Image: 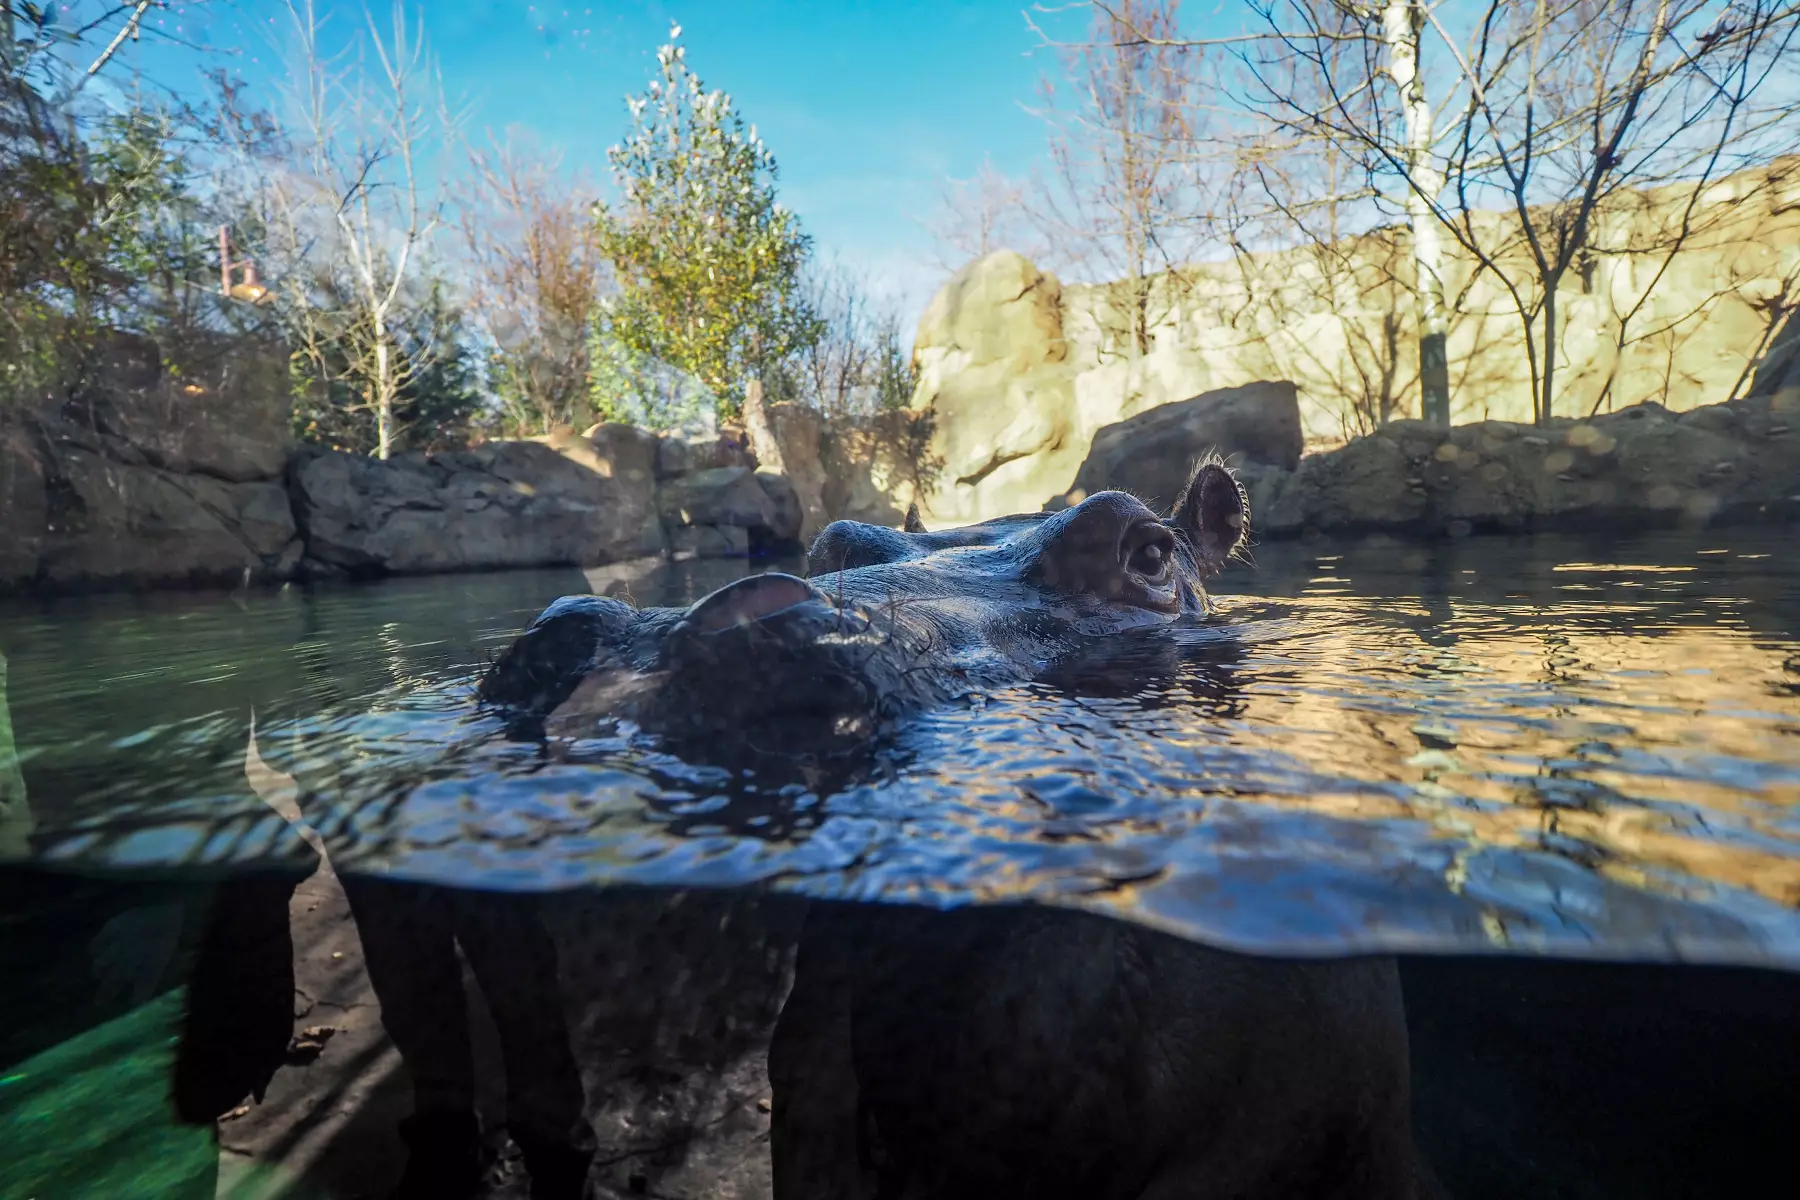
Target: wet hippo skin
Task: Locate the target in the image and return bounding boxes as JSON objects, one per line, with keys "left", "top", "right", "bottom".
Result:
{"left": 769, "top": 902, "right": 1439, "bottom": 1200}
{"left": 475, "top": 462, "right": 1452, "bottom": 1198}
{"left": 476, "top": 461, "right": 1251, "bottom": 757}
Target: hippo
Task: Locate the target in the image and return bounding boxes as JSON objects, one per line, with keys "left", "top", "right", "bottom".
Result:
{"left": 476, "top": 459, "right": 1439, "bottom": 1197}
{"left": 475, "top": 459, "right": 1251, "bottom": 753}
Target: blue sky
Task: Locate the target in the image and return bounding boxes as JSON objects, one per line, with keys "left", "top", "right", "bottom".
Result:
{"left": 119, "top": 0, "right": 1103, "bottom": 321}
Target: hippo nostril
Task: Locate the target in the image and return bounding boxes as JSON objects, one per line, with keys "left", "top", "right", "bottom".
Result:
{"left": 1122, "top": 523, "right": 1177, "bottom": 581}
{"left": 685, "top": 572, "right": 823, "bottom": 634}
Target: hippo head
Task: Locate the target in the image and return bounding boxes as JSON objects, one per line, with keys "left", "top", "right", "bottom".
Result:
{"left": 478, "top": 461, "right": 1248, "bottom": 757}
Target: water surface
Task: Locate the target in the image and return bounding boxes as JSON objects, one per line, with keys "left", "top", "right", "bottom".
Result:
{"left": 5, "top": 530, "right": 1797, "bottom": 967}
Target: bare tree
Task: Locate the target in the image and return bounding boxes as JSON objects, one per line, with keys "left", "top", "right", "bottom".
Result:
{"left": 255, "top": 0, "right": 457, "bottom": 459}
{"left": 917, "top": 155, "right": 1043, "bottom": 271}
{"left": 769, "top": 260, "right": 918, "bottom": 415}
{"left": 457, "top": 133, "right": 608, "bottom": 436}
{"left": 1437, "top": 0, "right": 1800, "bottom": 423}
{"left": 3, "top": 1, "right": 200, "bottom": 97}
{"left": 1025, "top": 0, "right": 1200, "bottom": 359}
{"left": 1148, "top": 0, "right": 1800, "bottom": 425}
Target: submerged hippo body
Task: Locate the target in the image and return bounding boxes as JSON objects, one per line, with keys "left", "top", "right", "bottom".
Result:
{"left": 771, "top": 904, "right": 1434, "bottom": 1200}
{"left": 478, "top": 461, "right": 1437, "bottom": 1197}
{"left": 476, "top": 461, "right": 1249, "bottom": 752}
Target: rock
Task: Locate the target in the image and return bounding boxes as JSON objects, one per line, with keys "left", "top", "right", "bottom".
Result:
{"left": 87, "top": 334, "right": 292, "bottom": 483}
{"left": 761, "top": 403, "right": 829, "bottom": 541}
{"left": 1746, "top": 308, "right": 1799, "bottom": 412}
{"left": 1064, "top": 381, "right": 1304, "bottom": 512}
{"left": 583, "top": 424, "right": 662, "bottom": 492}
{"left": 1261, "top": 428, "right": 1425, "bottom": 536}
{"left": 656, "top": 430, "right": 755, "bottom": 479}
{"left": 909, "top": 252, "right": 1079, "bottom": 525}
{"left": 1253, "top": 396, "right": 1800, "bottom": 539}
{"left": 291, "top": 439, "right": 660, "bottom": 575}
{"left": 819, "top": 408, "right": 935, "bottom": 529}
{"left": 0, "top": 424, "right": 47, "bottom": 585}
{"left": 754, "top": 472, "right": 804, "bottom": 546}
{"left": 657, "top": 467, "right": 779, "bottom": 531}
{"left": 31, "top": 448, "right": 297, "bottom": 589}
{"left": 669, "top": 525, "right": 749, "bottom": 561}
{"left": 913, "top": 250, "right": 1068, "bottom": 373}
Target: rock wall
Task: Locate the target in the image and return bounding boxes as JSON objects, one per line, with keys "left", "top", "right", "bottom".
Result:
{"left": 6, "top": 265, "right": 1796, "bottom": 597}
{"left": 0, "top": 391, "right": 807, "bottom": 594}
{"left": 0, "top": 337, "right": 302, "bottom": 591}
{"left": 909, "top": 159, "right": 1800, "bottom": 525}
{"left": 1078, "top": 389, "right": 1800, "bottom": 540}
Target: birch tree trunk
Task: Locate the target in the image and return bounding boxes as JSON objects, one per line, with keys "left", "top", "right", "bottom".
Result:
{"left": 1381, "top": 0, "right": 1451, "bottom": 426}
{"left": 374, "top": 324, "right": 394, "bottom": 460}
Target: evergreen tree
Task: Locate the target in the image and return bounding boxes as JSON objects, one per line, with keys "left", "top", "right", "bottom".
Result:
{"left": 592, "top": 25, "right": 821, "bottom": 426}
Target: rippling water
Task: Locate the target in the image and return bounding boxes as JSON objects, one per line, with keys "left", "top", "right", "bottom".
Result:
{"left": 5, "top": 530, "right": 1798, "bottom": 967}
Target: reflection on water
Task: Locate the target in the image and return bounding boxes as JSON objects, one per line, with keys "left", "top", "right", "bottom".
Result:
{"left": 2, "top": 532, "right": 1799, "bottom": 1196}
{"left": 5, "top": 533, "right": 1797, "bottom": 962}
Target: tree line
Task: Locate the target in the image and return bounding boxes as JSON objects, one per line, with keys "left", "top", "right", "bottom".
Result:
{"left": 0, "top": 3, "right": 917, "bottom": 459}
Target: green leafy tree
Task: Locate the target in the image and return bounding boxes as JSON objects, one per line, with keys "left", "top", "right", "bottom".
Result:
{"left": 0, "top": 82, "right": 260, "bottom": 408}
{"left": 592, "top": 26, "right": 822, "bottom": 426}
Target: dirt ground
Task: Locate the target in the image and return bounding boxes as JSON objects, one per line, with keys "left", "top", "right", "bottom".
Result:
{"left": 212, "top": 863, "right": 797, "bottom": 1200}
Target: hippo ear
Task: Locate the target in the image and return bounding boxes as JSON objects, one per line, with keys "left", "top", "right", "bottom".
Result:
{"left": 1168, "top": 460, "right": 1248, "bottom": 573}
{"left": 903, "top": 502, "right": 928, "bottom": 534}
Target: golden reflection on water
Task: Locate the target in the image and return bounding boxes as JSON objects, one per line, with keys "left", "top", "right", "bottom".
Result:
{"left": 1214, "top": 593, "right": 1800, "bottom": 909}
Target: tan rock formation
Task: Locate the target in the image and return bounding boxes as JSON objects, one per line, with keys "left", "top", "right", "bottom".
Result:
{"left": 906, "top": 159, "right": 1800, "bottom": 525}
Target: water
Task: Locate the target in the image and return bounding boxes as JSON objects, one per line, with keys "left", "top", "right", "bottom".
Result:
{"left": 3, "top": 532, "right": 1799, "bottom": 1197}
{"left": 5, "top": 531, "right": 1799, "bottom": 965}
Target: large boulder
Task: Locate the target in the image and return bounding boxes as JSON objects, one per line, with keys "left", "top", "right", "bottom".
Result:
{"left": 86, "top": 331, "right": 293, "bottom": 483}
{"left": 909, "top": 252, "right": 1079, "bottom": 524}
{"left": 754, "top": 471, "right": 805, "bottom": 547}
{"left": 657, "top": 466, "right": 779, "bottom": 531}
{"left": 913, "top": 249, "right": 1068, "bottom": 373}
{"left": 820, "top": 408, "right": 936, "bottom": 528}
{"left": 655, "top": 430, "right": 756, "bottom": 479}
{"left": 292, "top": 438, "right": 661, "bottom": 575}
{"left": 760, "top": 403, "right": 829, "bottom": 543}
{"left": 0, "top": 425, "right": 47, "bottom": 585}
{"left": 1063, "top": 381, "right": 1304, "bottom": 512}
{"left": 28, "top": 447, "right": 298, "bottom": 589}
{"left": 1747, "top": 308, "right": 1799, "bottom": 411}
{"left": 1255, "top": 396, "right": 1800, "bottom": 538}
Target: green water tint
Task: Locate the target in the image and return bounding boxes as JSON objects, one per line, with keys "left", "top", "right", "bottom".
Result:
{"left": 1, "top": 651, "right": 30, "bottom": 859}
{"left": 0, "top": 988, "right": 216, "bottom": 1199}
{"left": 1, "top": 536, "right": 1798, "bottom": 965}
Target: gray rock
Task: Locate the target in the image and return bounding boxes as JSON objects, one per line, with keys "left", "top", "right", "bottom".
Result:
{"left": 657, "top": 467, "right": 779, "bottom": 530}
{"left": 291, "top": 439, "right": 660, "bottom": 575}
{"left": 669, "top": 524, "right": 750, "bottom": 561}
{"left": 754, "top": 472, "right": 805, "bottom": 545}
{"left": 753, "top": 402, "right": 829, "bottom": 542}
{"left": 585, "top": 423, "right": 662, "bottom": 495}
{"left": 1747, "top": 308, "right": 1799, "bottom": 409}
{"left": 1067, "top": 381, "right": 1305, "bottom": 514}
{"left": 656, "top": 431, "right": 756, "bottom": 479}
{"left": 30, "top": 448, "right": 297, "bottom": 589}
{"left": 87, "top": 333, "right": 293, "bottom": 483}
{"left": 1253, "top": 395, "right": 1800, "bottom": 539}
{"left": 0, "top": 425, "right": 47, "bottom": 584}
